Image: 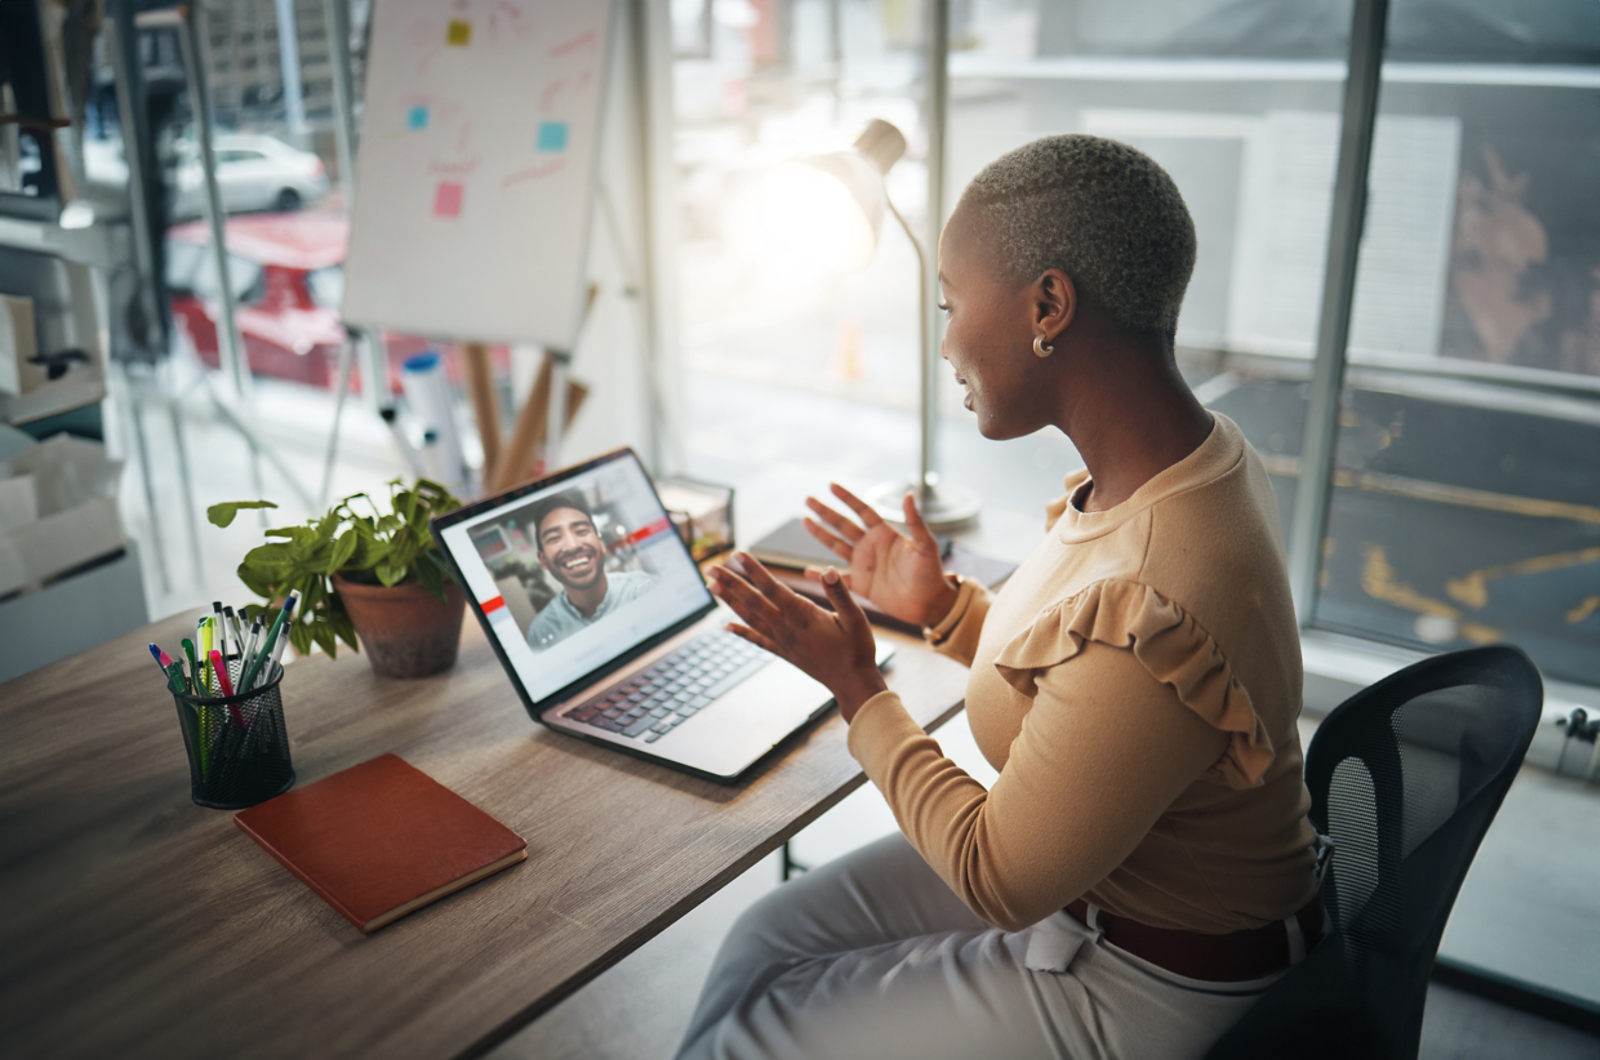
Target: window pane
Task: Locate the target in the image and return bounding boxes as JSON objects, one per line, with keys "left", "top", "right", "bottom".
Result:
{"left": 674, "top": 0, "right": 926, "bottom": 409}
{"left": 948, "top": 0, "right": 1355, "bottom": 538}
{"left": 1313, "top": 3, "right": 1600, "bottom": 686}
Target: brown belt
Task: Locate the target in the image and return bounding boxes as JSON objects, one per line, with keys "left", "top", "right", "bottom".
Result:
{"left": 1064, "top": 897, "right": 1325, "bottom": 982}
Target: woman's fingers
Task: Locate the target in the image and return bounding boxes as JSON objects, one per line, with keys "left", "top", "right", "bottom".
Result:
{"left": 804, "top": 565, "right": 855, "bottom": 593}
{"left": 708, "top": 566, "right": 782, "bottom": 629}
{"left": 818, "top": 567, "right": 869, "bottom": 638}
{"left": 830, "top": 482, "right": 885, "bottom": 529}
{"left": 731, "top": 552, "right": 808, "bottom": 612}
{"left": 901, "top": 491, "right": 941, "bottom": 553}
{"left": 802, "top": 516, "right": 855, "bottom": 562}
{"left": 805, "top": 497, "right": 864, "bottom": 545}
{"left": 724, "top": 621, "right": 781, "bottom": 657}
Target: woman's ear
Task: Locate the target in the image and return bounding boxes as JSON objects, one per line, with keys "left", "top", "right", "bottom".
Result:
{"left": 1035, "top": 269, "right": 1076, "bottom": 342}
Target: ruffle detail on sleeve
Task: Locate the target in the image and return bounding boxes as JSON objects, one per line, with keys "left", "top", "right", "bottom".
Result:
{"left": 991, "top": 579, "right": 1275, "bottom": 789}
{"left": 1044, "top": 493, "right": 1070, "bottom": 530}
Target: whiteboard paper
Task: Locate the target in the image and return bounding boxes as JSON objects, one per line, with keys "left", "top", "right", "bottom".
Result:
{"left": 341, "top": 0, "right": 612, "bottom": 347}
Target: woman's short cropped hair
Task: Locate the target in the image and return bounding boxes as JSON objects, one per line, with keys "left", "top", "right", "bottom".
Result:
{"left": 957, "top": 134, "right": 1196, "bottom": 338}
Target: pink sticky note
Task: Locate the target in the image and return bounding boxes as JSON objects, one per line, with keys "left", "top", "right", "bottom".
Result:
{"left": 434, "top": 181, "right": 463, "bottom": 218}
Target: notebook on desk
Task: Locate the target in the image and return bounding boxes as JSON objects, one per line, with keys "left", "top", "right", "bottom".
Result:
{"left": 234, "top": 754, "right": 526, "bottom": 934}
{"left": 432, "top": 448, "right": 893, "bottom": 783}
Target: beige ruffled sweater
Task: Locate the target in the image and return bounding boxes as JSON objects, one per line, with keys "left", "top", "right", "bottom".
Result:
{"left": 848, "top": 413, "right": 1318, "bottom": 934}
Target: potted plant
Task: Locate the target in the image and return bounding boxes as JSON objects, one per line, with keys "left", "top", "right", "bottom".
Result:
{"left": 208, "top": 478, "right": 467, "bottom": 678}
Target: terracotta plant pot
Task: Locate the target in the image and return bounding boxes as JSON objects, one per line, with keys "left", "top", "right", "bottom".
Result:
{"left": 332, "top": 574, "right": 466, "bottom": 679}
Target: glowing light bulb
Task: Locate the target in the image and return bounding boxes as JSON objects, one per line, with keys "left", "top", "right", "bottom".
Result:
{"left": 726, "top": 162, "right": 880, "bottom": 272}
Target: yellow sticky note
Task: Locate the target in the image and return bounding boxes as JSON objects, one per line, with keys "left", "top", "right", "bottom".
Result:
{"left": 447, "top": 20, "right": 471, "bottom": 46}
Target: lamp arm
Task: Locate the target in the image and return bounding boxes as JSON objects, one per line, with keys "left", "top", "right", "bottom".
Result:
{"left": 883, "top": 193, "right": 937, "bottom": 504}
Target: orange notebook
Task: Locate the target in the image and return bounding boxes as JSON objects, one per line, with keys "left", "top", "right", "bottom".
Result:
{"left": 234, "top": 753, "right": 527, "bottom": 933}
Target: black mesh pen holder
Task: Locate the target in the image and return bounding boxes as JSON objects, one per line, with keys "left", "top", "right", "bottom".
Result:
{"left": 172, "top": 658, "right": 295, "bottom": 810}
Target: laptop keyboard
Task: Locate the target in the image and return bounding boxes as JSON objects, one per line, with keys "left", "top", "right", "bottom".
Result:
{"left": 563, "top": 630, "right": 772, "bottom": 743}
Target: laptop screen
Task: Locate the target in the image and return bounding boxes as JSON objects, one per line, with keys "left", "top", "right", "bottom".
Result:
{"left": 435, "top": 450, "right": 714, "bottom": 706}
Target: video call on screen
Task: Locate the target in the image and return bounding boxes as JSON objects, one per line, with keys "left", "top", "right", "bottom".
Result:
{"left": 442, "top": 454, "right": 713, "bottom": 704}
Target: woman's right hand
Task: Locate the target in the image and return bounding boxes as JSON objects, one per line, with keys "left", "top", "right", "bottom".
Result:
{"left": 802, "top": 484, "right": 959, "bottom": 629}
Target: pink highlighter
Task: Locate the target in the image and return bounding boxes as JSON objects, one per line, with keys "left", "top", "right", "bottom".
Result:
{"left": 210, "top": 649, "right": 244, "bottom": 728}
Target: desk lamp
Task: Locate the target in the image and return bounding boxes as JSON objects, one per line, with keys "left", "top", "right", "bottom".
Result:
{"left": 744, "top": 119, "right": 981, "bottom": 530}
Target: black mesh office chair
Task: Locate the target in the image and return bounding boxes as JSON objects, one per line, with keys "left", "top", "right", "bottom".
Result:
{"left": 1202, "top": 645, "right": 1543, "bottom": 1060}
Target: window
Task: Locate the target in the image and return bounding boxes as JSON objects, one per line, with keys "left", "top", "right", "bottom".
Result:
{"left": 1314, "top": 0, "right": 1600, "bottom": 686}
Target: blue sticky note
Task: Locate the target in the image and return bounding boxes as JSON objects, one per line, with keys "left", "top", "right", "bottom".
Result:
{"left": 408, "top": 105, "right": 429, "bottom": 130}
{"left": 537, "top": 121, "right": 568, "bottom": 152}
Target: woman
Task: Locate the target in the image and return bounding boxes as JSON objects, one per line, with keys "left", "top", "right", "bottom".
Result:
{"left": 679, "top": 135, "right": 1320, "bottom": 1060}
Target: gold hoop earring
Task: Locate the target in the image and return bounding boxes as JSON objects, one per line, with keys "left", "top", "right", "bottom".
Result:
{"left": 1033, "top": 335, "right": 1055, "bottom": 358}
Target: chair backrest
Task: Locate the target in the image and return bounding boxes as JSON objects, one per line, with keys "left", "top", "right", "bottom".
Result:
{"left": 1202, "top": 645, "right": 1543, "bottom": 1060}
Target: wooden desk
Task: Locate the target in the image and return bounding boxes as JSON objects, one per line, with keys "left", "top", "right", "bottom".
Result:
{"left": 0, "top": 609, "right": 967, "bottom": 1058}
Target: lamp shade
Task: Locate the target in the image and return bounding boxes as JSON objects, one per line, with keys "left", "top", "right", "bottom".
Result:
{"left": 725, "top": 120, "right": 909, "bottom": 273}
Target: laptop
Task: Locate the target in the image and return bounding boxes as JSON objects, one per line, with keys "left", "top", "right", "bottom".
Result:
{"left": 431, "top": 447, "right": 894, "bottom": 782}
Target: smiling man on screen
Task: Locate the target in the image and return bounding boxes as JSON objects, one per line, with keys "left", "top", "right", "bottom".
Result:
{"left": 525, "top": 491, "right": 657, "bottom": 650}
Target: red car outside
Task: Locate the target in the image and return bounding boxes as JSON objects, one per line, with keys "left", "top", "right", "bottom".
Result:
{"left": 166, "top": 212, "right": 506, "bottom": 392}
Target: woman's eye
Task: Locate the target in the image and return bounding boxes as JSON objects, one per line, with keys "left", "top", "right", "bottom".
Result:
{"left": 937, "top": 302, "right": 952, "bottom": 313}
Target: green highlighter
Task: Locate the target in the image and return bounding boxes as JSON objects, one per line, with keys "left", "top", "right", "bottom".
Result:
{"left": 180, "top": 636, "right": 209, "bottom": 782}
{"left": 181, "top": 638, "right": 200, "bottom": 691}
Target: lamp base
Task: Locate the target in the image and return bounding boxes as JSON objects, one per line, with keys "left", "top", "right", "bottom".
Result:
{"left": 866, "top": 475, "right": 981, "bottom": 533}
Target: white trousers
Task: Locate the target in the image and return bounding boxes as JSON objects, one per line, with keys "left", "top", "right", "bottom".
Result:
{"left": 676, "top": 834, "right": 1285, "bottom": 1060}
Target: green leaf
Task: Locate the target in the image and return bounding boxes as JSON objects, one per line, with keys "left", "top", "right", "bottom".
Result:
{"left": 206, "top": 500, "right": 277, "bottom": 528}
{"left": 373, "top": 560, "right": 405, "bottom": 587}
{"left": 417, "top": 553, "right": 448, "bottom": 602}
{"left": 356, "top": 538, "right": 392, "bottom": 571}
{"left": 326, "top": 530, "right": 360, "bottom": 573}
{"left": 239, "top": 542, "right": 295, "bottom": 589}
{"left": 414, "top": 479, "right": 461, "bottom": 517}
{"left": 311, "top": 620, "right": 338, "bottom": 658}
{"left": 238, "top": 564, "right": 278, "bottom": 600}
{"left": 330, "top": 612, "right": 360, "bottom": 652}
{"left": 289, "top": 620, "right": 314, "bottom": 656}
{"left": 281, "top": 525, "right": 319, "bottom": 561}
{"left": 316, "top": 511, "right": 340, "bottom": 543}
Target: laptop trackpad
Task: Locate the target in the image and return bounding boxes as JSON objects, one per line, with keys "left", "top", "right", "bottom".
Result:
{"left": 648, "top": 661, "right": 833, "bottom": 779}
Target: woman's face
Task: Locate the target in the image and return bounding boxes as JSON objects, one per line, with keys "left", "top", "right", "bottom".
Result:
{"left": 937, "top": 208, "right": 1051, "bottom": 440}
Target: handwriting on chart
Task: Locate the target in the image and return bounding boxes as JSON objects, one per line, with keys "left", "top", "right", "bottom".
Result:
{"left": 391, "top": 5, "right": 605, "bottom": 217}
{"left": 496, "top": 28, "right": 597, "bottom": 190}
{"left": 408, "top": 0, "right": 534, "bottom": 76}
{"left": 501, "top": 159, "right": 565, "bottom": 189}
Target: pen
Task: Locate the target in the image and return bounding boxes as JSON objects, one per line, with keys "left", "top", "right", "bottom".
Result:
{"left": 244, "top": 615, "right": 263, "bottom": 665}
{"left": 243, "top": 589, "right": 300, "bottom": 692}
{"left": 259, "top": 599, "right": 300, "bottom": 688}
{"left": 212, "top": 601, "right": 227, "bottom": 659}
{"left": 225, "top": 606, "right": 245, "bottom": 656}
{"left": 181, "top": 637, "right": 200, "bottom": 692}
{"left": 267, "top": 626, "right": 292, "bottom": 676}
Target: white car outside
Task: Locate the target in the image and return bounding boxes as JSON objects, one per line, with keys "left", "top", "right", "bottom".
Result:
{"left": 82, "top": 132, "right": 329, "bottom": 217}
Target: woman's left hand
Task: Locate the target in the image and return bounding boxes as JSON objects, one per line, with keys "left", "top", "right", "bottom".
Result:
{"left": 708, "top": 552, "right": 887, "bottom": 722}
